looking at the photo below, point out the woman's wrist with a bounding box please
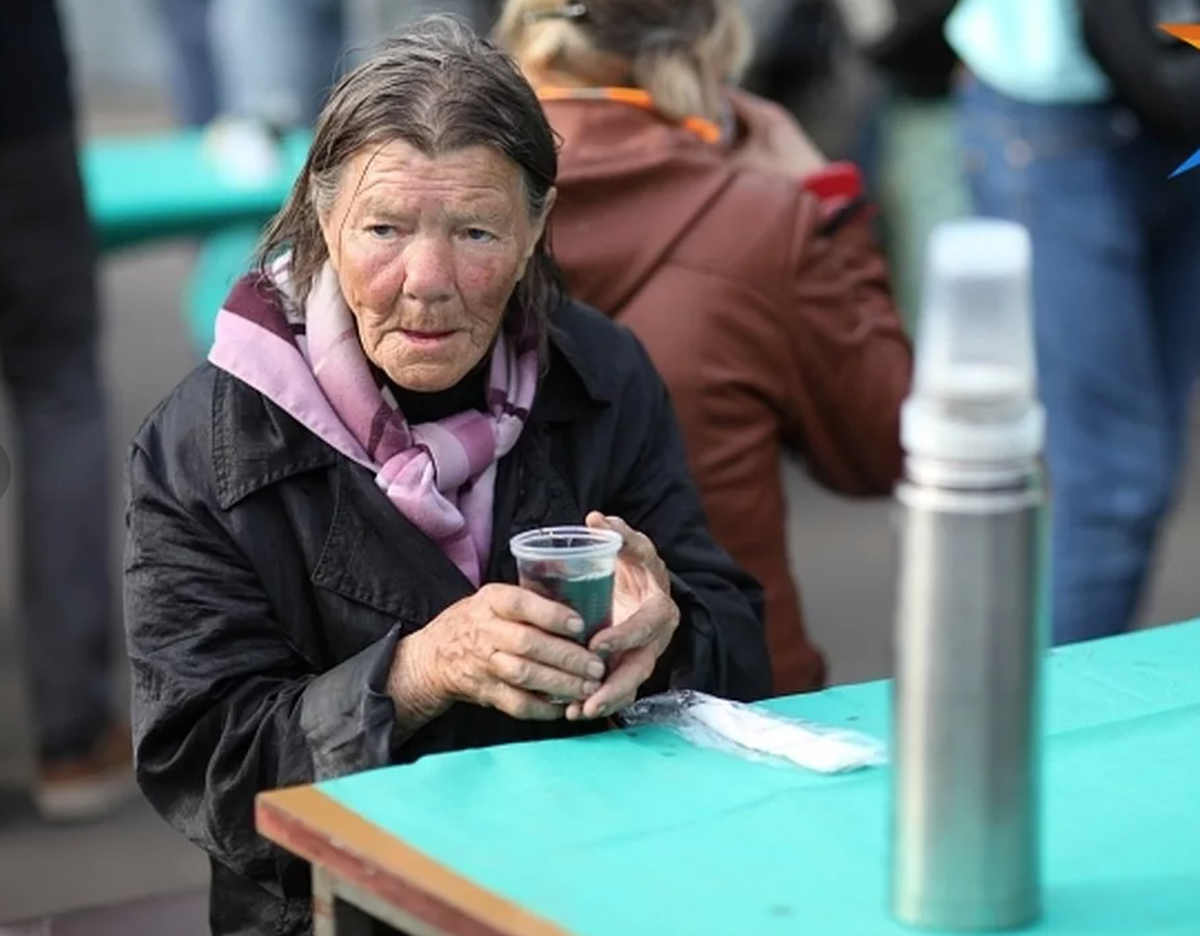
[387,630,452,730]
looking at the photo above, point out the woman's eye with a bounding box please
[462,228,496,243]
[367,224,397,238]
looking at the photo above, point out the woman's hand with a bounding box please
[725,87,827,180]
[389,584,609,722]
[566,512,681,722]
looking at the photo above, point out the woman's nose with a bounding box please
[402,236,455,303]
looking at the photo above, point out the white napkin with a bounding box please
[621,690,886,774]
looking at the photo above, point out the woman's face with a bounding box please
[319,140,553,392]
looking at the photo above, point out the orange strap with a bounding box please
[535,86,723,145]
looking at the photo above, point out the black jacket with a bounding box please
[124,300,773,936]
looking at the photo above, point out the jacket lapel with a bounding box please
[310,461,476,626]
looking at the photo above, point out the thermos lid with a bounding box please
[902,219,1046,470]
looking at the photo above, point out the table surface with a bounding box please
[257,621,1200,936]
[81,130,311,250]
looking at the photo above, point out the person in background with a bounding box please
[207,0,346,128]
[497,0,912,695]
[154,0,220,127]
[153,0,505,130]
[948,0,1200,644]
[0,0,131,820]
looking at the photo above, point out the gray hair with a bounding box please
[256,14,564,349]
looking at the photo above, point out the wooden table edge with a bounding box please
[257,786,576,936]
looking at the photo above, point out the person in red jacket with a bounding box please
[498,0,913,695]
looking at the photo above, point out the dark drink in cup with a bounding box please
[518,565,614,640]
[509,526,623,644]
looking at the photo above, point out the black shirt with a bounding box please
[385,352,488,425]
[0,0,75,143]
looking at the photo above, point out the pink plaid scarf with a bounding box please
[208,259,539,586]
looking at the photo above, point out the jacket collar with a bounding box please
[212,302,612,510]
[542,96,730,169]
[536,86,727,145]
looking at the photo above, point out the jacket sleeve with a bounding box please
[600,336,774,703]
[124,442,400,888]
[780,193,913,495]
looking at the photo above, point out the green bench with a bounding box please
[81,129,311,353]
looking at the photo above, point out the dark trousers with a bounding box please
[0,127,114,762]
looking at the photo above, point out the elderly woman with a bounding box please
[124,17,770,936]
[497,0,913,696]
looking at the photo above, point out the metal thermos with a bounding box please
[890,219,1047,931]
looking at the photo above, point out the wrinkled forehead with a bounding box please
[332,138,534,219]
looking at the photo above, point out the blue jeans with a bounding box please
[210,0,346,126]
[154,0,343,127]
[208,0,495,126]
[155,0,220,127]
[956,79,1200,645]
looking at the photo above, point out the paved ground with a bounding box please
[2,99,1199,925]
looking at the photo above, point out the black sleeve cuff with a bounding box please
[298,624,404,781]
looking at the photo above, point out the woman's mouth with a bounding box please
[400,328,457,347]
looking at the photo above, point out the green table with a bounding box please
[81,129,311,253]
[257,621,1200,936]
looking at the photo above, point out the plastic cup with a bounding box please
[509,526,623,644]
